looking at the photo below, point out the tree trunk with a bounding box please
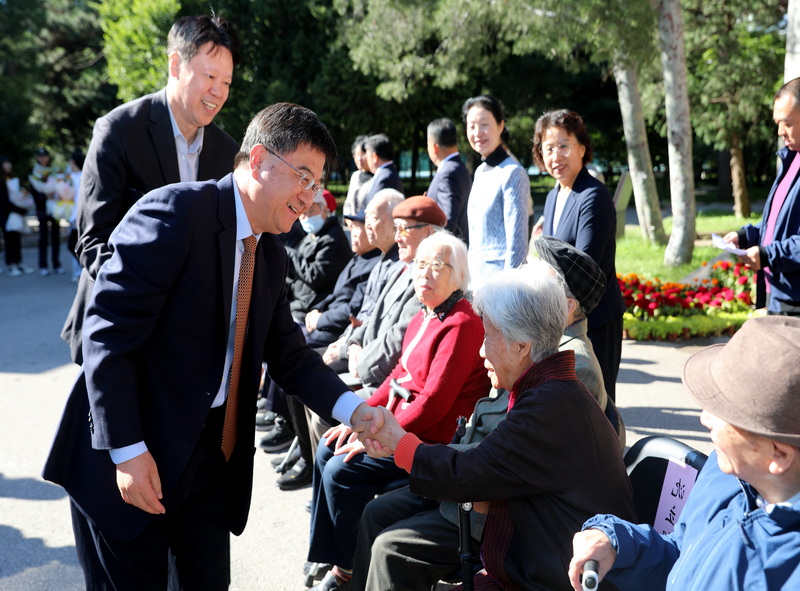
[785,0,800,81]
[612,60,667,245]
[655,0,696,266]
[730,132,750,218]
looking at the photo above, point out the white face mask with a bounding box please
[300,214,325,234]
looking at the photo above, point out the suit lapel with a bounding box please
[148,90,181,184]
[556,190,578,236]
[217,175,237,336]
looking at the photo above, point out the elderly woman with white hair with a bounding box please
[306,232,491,591]
[360,266,634,590]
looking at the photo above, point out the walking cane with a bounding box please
[451,416,474,591]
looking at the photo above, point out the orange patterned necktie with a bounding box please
[221,235,257,461]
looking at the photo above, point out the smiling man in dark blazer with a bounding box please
[43,103,383,590]
[61,15,241,365]
[425,117,472,242]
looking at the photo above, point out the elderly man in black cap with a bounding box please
[570,315,800,591]
[345,238,624,591]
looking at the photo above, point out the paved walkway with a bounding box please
[0,243,717,590]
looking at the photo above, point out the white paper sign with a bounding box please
[712,233,746,256]
[653,458,699,535]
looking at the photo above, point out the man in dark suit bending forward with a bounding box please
[44,103,383,590]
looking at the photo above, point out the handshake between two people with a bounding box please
[329,404,406,462]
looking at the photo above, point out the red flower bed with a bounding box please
[618,260,755,320]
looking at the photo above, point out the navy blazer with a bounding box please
[61,89,238,364]
[44,175,349,541]
[740,147,800,311]
[365,162,404,205]
[426,154,472,241]
[542,167,625,330]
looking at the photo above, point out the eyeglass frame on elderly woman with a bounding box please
[263,146,323,200]
[413,257,453,272]
[393,222,428,237]
[541,143,576,158]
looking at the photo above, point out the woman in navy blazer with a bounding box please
[532,109,625,401]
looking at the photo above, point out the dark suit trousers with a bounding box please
[587,316,623,402]
[70,407,231,591]
[36,208,61,270]
[308,440,408,569]
[349,485,481,591]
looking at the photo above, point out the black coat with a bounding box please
[286,216,352,322]
[61,89,238,364]
[408,351,635,590]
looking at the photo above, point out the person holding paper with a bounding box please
[569,316,800,591]
[723,78,800,315]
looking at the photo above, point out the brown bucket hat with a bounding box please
[682,315,800,446]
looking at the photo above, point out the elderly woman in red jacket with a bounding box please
[306,231,490,591]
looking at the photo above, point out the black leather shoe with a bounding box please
[303,562,332,587]
[258,417,294,452]
[270,444,301,471]
[255,410,277,431]
[308,570,348,591]
[276,457,311,490]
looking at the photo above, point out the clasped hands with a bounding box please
[346,404,408,459]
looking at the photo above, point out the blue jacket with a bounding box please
[311,247,381,340]
[740,148,800,311]
[584,451,800,590]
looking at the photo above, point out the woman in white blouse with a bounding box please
[462,94,531,289]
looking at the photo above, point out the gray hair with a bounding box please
[415,231,469,291]
[562,282,585,322]
[472,265,567,363]
[367,188,404,219]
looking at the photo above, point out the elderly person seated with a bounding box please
[346,237,626,591]
[342,195,447,393]
[307,232,491,591]
[358,266,635,590]
[294,196,445,497]
[286,189,352,324]
[570,316,800,591]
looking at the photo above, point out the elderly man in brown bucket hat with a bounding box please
[569,315,800,590]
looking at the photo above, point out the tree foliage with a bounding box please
[683,1,785,150]
[0,0,45,163]
[94,0,178,103]
[31,0,119,158]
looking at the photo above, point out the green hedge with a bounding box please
[622,311,757,341]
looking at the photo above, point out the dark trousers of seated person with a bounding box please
[308,438,408,569]
[70,406,230,590]
[286,387,315,462]
[349,485,482,591]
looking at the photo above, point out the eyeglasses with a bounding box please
[264,146,323,200]
[542,143,575,158]
[394,223,428,237]
[413,257,453,272]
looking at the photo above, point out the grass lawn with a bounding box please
[617,208,762,283]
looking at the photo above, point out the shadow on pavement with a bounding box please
[0,525,80,582]
[0,473,66,501]
[617,366,682,385]
[621,406,707,437]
